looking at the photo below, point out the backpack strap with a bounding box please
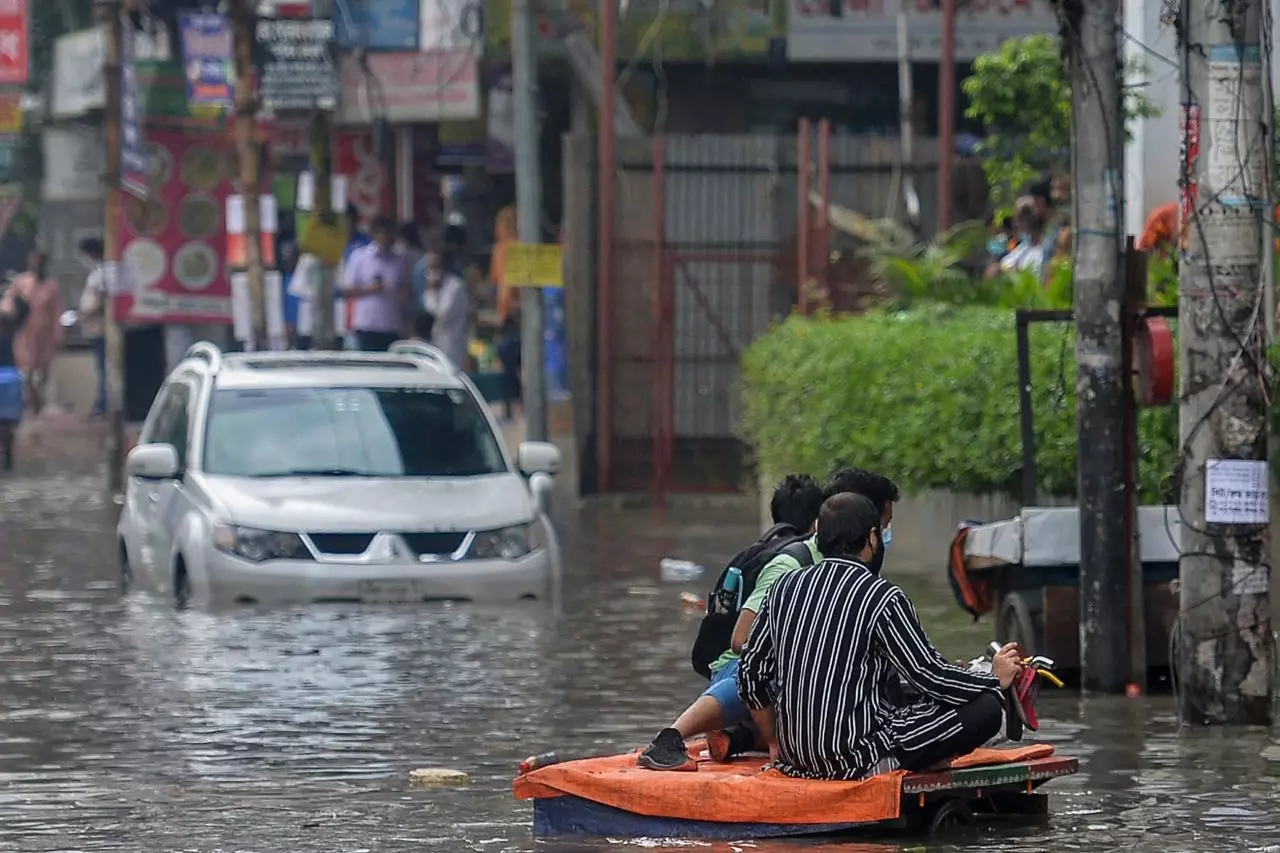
[780,538,815,567]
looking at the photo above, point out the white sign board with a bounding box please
[43,128,105,201]
[51,27,107,118]
[787,0,1058,62]
[1205,458,1269,524]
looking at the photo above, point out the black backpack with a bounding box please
[690,523,815,678]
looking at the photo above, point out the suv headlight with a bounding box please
[467,524,533,560]
[214,524,311,562]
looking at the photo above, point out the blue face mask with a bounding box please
[882,525,892,549]
[987,237,1007,258]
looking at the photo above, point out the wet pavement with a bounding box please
[1,425,1279,852]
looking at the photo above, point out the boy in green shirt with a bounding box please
[638,467,900,771]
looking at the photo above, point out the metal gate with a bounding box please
[596,126,936,502]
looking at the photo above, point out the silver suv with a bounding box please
[117,341,562,607]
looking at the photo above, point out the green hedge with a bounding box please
[740,307,1179,500]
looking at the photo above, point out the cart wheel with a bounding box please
[999,592,1038,657]
[925,797,975,835]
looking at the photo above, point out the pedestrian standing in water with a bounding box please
[421,246,470,369]
[339,216,411,352]
[2,249,63,417]
[0,292,28,470]
[74,237,107,418]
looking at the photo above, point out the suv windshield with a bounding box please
[202,386,507,478]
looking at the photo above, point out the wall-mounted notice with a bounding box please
[1205,458,1269,524]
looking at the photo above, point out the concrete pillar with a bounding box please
[1122,0,1180,238]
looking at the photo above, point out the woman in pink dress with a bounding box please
[2,249,63,417]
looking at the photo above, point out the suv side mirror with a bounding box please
[126,443,180,480]
[517,441,561,476]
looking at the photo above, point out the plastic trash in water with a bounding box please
[660,558,704,583]
[679,591,705,611]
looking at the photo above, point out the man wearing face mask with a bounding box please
[738,493,1024,780]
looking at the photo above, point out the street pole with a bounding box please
[310,109,336,350]
[1067,0,1128,692]
[596,0,616,489]
[895,0,917,230]
[936,0,956,234]
[1176,1,1272,723]
[511,0,546,442]
[229,0,265,350]
[102,1,126,494]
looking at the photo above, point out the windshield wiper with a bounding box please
[259,468,371,478]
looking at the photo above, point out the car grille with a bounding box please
[401,532,468,557]
[308,533,376,555]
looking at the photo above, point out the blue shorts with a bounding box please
[703,658,750,726]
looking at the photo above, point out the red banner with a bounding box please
[114,130,235,324]
[0,0,27,85]
[336,128,389,223]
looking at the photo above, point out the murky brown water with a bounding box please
[1,427,1279,852]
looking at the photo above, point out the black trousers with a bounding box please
[892,692,1004,772]
[355,330,399,352]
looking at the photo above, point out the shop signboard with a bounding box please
[179,11,234,107]
[255,17,337,111]
[336,0,420,50]
[0,0,28,85]
[336,50,478,124]
[114,130,236,324]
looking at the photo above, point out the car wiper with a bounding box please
[260,468,371,477]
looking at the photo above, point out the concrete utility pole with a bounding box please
[895,0,918,230]
[1067,0,1128,692]
[229,0,266,350]
[102,1,127,493]
[511,0,546,442]
[1176,1,1272,723]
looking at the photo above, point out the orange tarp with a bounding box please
[513,742,1055,826]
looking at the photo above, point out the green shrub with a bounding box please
[740,306,1180,501]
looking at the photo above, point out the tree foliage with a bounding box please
[962,34,1157,219]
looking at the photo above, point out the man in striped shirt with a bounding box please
[738,492,1023,780]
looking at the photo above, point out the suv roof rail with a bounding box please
[184,341,223,371]
[389,339,456,373]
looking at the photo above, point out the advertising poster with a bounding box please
[335,128,387,222]
[114,131,234,324]
[0,0,28,84]
[178,11,233,108]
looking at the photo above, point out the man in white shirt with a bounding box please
[421,247,470,369]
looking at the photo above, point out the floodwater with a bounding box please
[1,424,1279,853]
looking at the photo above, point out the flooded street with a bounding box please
[1,430,1279,852]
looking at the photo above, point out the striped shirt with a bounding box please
[737,557,1002,780]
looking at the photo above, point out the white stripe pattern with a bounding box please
[737,557,1003,780]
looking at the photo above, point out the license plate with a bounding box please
[357,579,424,603]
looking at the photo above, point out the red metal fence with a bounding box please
[595,128,945,503]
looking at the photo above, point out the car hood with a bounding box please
[200,473,533,533]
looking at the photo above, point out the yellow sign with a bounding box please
[504,242,564,288]
[297,212,348,267]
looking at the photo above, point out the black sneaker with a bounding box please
[705,724,757,762]
[636,727,697,771]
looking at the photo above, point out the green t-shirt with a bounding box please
[708,536,822,674]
